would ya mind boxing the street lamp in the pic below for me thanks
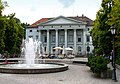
[110,26,117,81]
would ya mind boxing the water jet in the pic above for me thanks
[0,38,68,74]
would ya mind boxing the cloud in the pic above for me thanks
[30,7,36,12]
[58,0,75,8]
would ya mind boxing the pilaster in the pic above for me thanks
[65,29,67,48]
[74,29,77,55]
[46,30,49,54]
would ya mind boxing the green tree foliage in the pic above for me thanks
[0,16,6,53]
[107,0,120,27]
[0,0,8,16]
[107,0,120,43]
[88,55,109,73]
[0,0,24,55]
[91,0,115,56]
[91,0,120,64]
[107,0,120,64]
[21,23,30,39]
[0,0,7,53]
[4,14,24,54]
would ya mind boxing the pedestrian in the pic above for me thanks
[5,57,8,64]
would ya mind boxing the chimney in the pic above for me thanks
[82,14,84,17]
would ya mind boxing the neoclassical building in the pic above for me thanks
[26,15,94,56]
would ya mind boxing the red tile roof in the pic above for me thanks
[30,15,93,27]
[31,18,49,26]
[69,16,93,26]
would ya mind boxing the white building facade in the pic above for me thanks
[26,16,94,56]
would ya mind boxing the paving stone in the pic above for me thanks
[0,64,120,84]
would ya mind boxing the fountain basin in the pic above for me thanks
[0,63,68,74]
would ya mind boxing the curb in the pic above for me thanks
[73,61,87,64]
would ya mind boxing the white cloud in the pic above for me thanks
[58,0,75,8]
[2,0,102,24]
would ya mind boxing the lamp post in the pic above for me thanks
[110,26,117,81]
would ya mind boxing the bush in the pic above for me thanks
[88,55,110,73]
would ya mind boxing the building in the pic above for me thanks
[26,15,94,56]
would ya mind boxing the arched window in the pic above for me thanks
[78,46,81,52]
[29,30,32,32]
[51,46,55,54]
[44,47,46,52]
[29,36,33,38]
[52,46,55,52]
[86,36,90,42]
[87,46,90,52]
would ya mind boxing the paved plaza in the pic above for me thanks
[0,62,120,84]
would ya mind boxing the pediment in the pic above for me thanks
[37,16,87,25]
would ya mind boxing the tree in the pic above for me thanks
[107,0,120,64]
[90,0,113,56]
[91,0,120,64]
[0,0,8,53]
[21,23,30,39]
[0,0,24,56]
[0,0,8,16]
[4,13,24,54]
[0,16,6,53]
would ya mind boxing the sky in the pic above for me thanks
[2,0,102,24]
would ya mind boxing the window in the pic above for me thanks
[37,30,39,32]
[36,35,38,40]
[52,46,55,52]
[44,36,47,42]
[87,46,90,52]
[69,35,73,42]
[77,35,81,42]
[78,46,81,52]
[29,36,33,38]
[30,30,32,32]
[60,35,64,42]
[44,47,46,52]
[52,35,55,42]
[78,38,81,42]
[86,36,90,42]
[87,28,89,31]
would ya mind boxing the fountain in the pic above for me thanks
[0,38,68,74]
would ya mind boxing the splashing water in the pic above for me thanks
[21,38,44,66]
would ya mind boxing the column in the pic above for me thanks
[47,30,49,54]
[55,29,58,55]
[55,29,58,47]
[39,30,41,41]
[83,29,86,55]
[65,29,67,48]
[74,29,77,55]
